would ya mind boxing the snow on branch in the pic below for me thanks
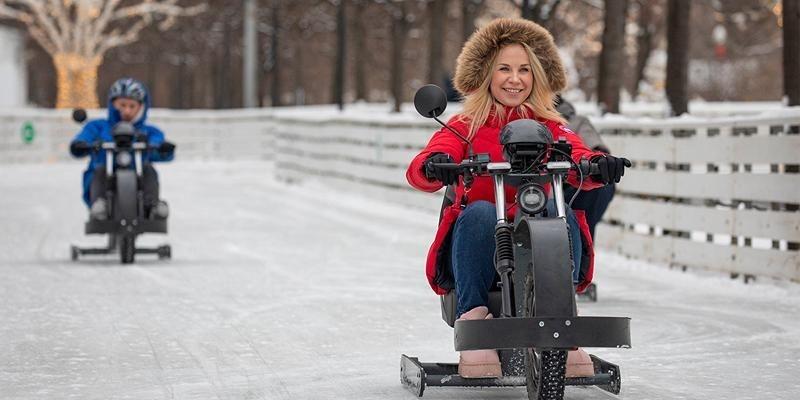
[96,17,151,55]
[0,3,28,20]
[0,0,206,58]
[0,1,59,53]
[111,0,206,29]
[96,0,206,54]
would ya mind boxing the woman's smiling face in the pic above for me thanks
[489,43,533,108]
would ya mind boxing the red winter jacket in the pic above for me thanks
[406,110,605,295]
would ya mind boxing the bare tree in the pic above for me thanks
[516,0,563,29]
[665,0,689,115]
[630,0,659,100]
[521,0,532,19]
[462,0,483,42]
[216,6,237,108]
[426,0,445,86]
[388,1,411,113]
[0,0,205,108]
[243,0,258,107]
[597,0,628,114]
[270,0,282,106]
[332,0,346,109]
[784,0,800,106]
[353,0,367,101]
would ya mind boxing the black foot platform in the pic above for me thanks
[71,244,171,260]
[400,354,621,397]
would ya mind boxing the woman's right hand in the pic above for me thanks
[424,153,459,185]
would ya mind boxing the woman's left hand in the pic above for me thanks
[591,154,631,184]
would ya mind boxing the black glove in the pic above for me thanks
[70,141,92,157]
[158,141,175,156]
[591,154,631,184]
[424,153,459,186]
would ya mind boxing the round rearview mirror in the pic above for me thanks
[72,108,87,123]
[414,84,447,118]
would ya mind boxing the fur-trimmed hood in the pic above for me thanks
[454,18,566,96]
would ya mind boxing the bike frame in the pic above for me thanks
[486,159,572,318]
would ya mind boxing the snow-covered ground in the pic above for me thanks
[1,161,798,400]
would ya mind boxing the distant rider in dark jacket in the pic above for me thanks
[555,95,615,238]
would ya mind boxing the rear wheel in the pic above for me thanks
[524,274,567,400]
[120,235,135,264]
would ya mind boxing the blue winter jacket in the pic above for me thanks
[70,88,173,206]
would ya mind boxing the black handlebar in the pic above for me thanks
[578,158,601,176]
[428,162,469,170]
[86,141,164,153]
[430,158,601,176]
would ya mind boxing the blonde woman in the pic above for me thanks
[405,18,629,379]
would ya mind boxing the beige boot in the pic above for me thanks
[457,306,502,378]
[565,348,595,378]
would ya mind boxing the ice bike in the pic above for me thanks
[400,85,631,400]
[70,109,173,264]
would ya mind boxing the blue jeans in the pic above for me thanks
[451,200,582,317]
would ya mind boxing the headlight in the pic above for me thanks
[115,152,132,168]
[517,183,547,215]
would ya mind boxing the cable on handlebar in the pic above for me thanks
[549,147,585,208]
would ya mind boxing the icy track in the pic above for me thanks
[1,161,798,400]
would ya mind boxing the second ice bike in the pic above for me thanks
[401,85,631,400]
[70,109,173,264]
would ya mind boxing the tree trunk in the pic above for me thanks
[597,0,628,114]
[270,0,282,107]
[427,0,446,85]
[243,0,258,107]
[521,0,532,21]
[521,0,561,29]
[53,53,101,109]
[530,0,545,25]
[390,3,409,113]
[462,0,482,42]
[631,0,654,100]
[332,0,346,109]
[220,20,233,108]
[294,47,306,105]
[354,2,367,101]
[186,61,195,109]
[784,0,800,106]
[147,45,159,104]
[666,0,690,115]
[176,55,187,108]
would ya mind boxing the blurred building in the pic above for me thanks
[0,26,27,107]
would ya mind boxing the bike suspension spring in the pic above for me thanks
[495,223,515,273]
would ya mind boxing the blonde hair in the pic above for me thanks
[456,42,567,140]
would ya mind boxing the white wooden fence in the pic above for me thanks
[594,111,800,281]
[1,106,797,281]
[0,108,275,163]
